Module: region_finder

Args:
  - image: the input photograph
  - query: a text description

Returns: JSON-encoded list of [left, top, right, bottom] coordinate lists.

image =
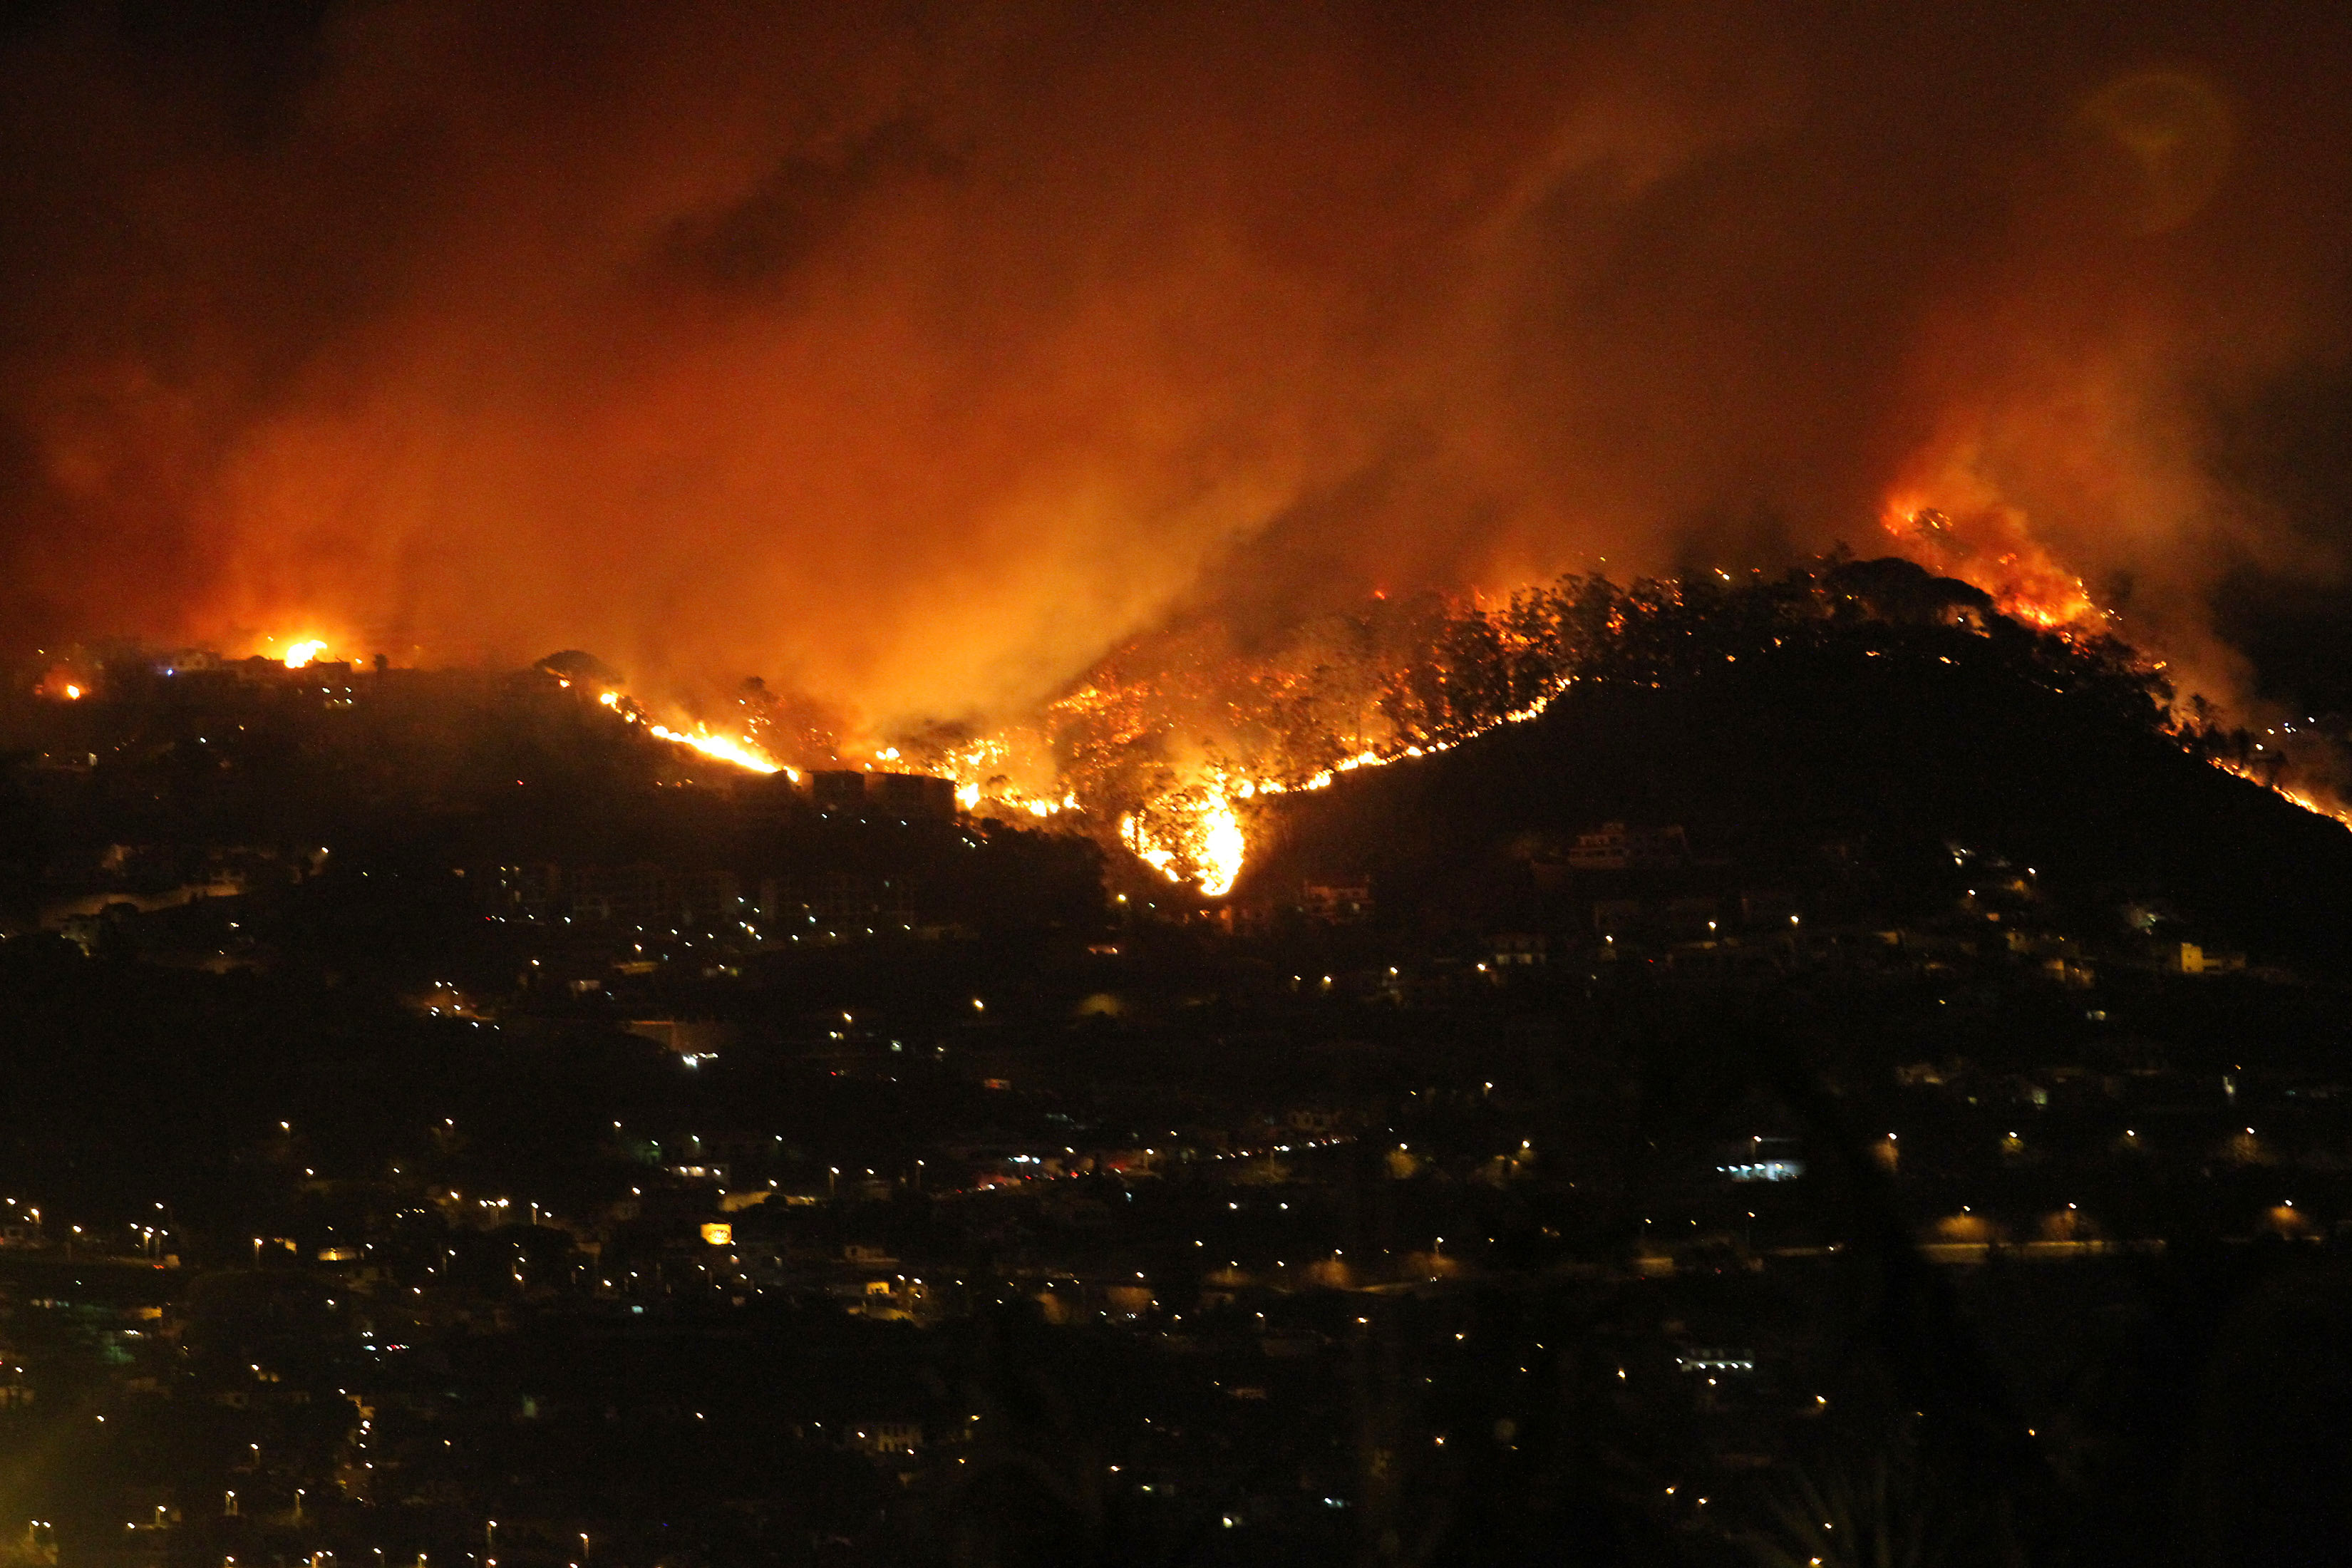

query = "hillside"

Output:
[[1234, 615, 2352, 969]]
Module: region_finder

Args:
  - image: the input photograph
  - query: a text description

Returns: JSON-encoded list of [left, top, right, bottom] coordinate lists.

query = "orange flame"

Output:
[[2209, 757, 2352, 832], [1878, 494, 2099, 632], [1112, 679, 1572, 895], [646, 721, 790, 776], [594, 687, 795, 778]]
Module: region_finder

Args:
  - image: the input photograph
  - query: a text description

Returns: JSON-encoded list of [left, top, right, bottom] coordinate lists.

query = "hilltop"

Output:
[[1232, 572, 2352, 971]]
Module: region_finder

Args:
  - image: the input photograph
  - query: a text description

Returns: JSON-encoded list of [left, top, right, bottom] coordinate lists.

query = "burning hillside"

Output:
[[76, 540, 2336, 908], [4, 7, 2349, 919], [979, 552, 2349, 894], [1, 4, 2351, 765], [10, 550, 2346, 954], [532, 552, 2348, 900], [1219, 605, 2352, 971]]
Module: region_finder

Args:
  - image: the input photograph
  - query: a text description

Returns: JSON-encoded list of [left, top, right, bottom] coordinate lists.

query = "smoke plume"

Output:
[[2, 1, 2348, 727]]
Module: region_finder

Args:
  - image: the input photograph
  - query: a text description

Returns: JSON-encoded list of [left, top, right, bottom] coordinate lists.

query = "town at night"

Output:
[[4, 5, 2352, 1566]]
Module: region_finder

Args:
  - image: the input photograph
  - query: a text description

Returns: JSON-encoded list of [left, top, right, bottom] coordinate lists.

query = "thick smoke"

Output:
[[1, 1, 2348, 728]]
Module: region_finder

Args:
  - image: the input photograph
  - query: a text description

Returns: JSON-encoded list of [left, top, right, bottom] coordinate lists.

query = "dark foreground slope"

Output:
[[1238, 622, 2352, 969]]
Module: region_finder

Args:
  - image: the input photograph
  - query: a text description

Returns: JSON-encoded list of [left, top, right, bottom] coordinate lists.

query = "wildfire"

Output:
[[646, 722, 789, 776], [1869, 493, 2352, 832], [555, 545, 2351, 903], [2209, 757, 2352, 832], [225, 550, 2352, 914], [1111, 683, 1574, 897], [1879, 492, 2100, 636], [595, 688, 795, 778], [934, 733, 1077, 822], [1121, 776, 1248, 897], [1198, 795, 1245, 897]]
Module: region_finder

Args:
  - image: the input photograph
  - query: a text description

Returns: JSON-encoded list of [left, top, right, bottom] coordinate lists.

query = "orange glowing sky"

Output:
[[2, 2, 2350, 728]]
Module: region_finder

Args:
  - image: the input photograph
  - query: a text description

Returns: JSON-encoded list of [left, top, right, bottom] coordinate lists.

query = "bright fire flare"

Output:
[[593, 687, 796, 778], [1197, 795, 1245, 897], [282, 639, 329, 669], [1122, 787, 1249, 897], [1118, 683, 1573, 895], [647, 722, 790, 777]]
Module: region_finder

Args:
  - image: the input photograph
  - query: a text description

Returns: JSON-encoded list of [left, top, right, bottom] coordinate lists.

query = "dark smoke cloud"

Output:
[[2, 0, 2349, 726]]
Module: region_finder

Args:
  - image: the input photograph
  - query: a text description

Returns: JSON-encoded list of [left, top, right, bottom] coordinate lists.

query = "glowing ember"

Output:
[[282, 639, 329, 669]]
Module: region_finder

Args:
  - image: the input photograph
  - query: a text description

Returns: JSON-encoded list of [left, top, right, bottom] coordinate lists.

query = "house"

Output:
[[1491, 932, 1548, 967], [1299, 882, 1373, 923], [1566, 823, 1689, 871], [850, 1420, 924, 1455]]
